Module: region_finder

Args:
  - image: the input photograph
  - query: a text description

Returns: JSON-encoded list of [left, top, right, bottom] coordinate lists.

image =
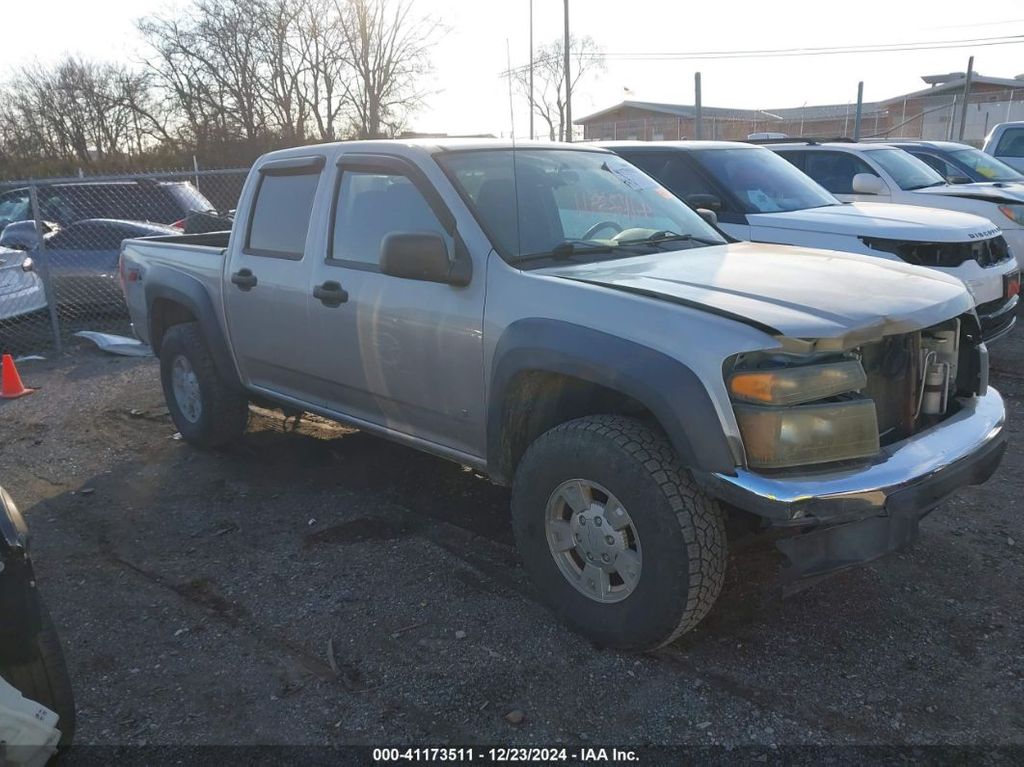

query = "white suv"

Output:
[[608, 141, 1019, 342], [768, 141, 1024, 270]]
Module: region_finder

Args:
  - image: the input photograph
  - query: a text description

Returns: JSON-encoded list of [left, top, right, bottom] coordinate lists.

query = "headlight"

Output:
[[735, 400, 880, 469], [729, 360, 867, 406], [998, 204, 1024, 226], [21, 257, 34, 272], [727, 356, 879, 469]]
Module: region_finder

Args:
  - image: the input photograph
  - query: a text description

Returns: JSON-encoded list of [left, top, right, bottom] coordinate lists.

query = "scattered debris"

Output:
[[504, 709, 525, 726], [173, 628, 188, 638], [697, 721, 712, 729], [455, 630, 467, 640], [74, 331, 153, 357], [389, 621, 427, 639], [308, 518, 317, 526], [1009, 537, 1016, 546], [80, 488, 95, 496], [13, 355, 45, 363], [327, 637, 339, 676]]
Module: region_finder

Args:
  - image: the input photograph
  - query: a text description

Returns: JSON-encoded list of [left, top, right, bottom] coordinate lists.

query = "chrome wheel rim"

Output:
[[171, 354, 202, 424], [545, 479, 642, 604]]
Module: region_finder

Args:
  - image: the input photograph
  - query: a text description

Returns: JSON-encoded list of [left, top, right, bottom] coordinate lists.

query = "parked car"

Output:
[[983, 121, 1024, 173], [120, 139, 1005, 650], [880, 139, 1024, 185], [0, 179, 215, 232], [1, 219, 178, 311], [767, 140, 1024, 270], [0, 246, 45, 323], [0, 486, 75, 750], [605, 141, 1018, 342]]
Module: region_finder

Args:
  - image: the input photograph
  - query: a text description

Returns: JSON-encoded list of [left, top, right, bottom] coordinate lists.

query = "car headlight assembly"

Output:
[[728, 358, 880, 469], [998, 204, 1024, 226]]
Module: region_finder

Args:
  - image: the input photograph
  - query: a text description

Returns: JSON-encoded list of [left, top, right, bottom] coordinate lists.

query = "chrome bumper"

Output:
[[704, 388, 1007, 525]]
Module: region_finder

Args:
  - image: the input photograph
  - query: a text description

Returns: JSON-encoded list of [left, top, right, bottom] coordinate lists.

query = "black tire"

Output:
[[511, 415, 727, 651], [160, 322, 248, 448], [0, 602, 76, 747]]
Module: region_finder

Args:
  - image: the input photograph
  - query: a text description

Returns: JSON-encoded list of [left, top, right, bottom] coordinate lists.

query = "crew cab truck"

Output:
[[120, 140, 1007, 650]]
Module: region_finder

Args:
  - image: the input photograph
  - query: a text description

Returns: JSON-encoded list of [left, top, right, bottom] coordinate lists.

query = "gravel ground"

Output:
[[0, 327, 1022, 750]]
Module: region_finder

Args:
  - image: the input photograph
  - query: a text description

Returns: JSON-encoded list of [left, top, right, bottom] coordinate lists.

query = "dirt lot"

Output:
[[1, 327, 1022, 750]]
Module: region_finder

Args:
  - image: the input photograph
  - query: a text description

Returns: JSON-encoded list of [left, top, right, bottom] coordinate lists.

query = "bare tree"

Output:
[[0, 57, 163, 170], [335, 0, 442, 139], [515, 36, 604, 141]]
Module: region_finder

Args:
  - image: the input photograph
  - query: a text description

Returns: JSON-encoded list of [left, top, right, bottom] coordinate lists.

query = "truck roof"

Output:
[[257, 138, 612, 164]]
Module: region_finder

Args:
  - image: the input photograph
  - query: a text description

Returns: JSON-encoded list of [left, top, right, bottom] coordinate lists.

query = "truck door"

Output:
[[305, 154, 486, 458], [223, 155, 325, 403]]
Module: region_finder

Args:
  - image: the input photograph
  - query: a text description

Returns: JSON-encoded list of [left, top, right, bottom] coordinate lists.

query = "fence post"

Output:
[[28, 185, 62, 353], [853, 82, 864, 142], [694, 72, 703, 140]]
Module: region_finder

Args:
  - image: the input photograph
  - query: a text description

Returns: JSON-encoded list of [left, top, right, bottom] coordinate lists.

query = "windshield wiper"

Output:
[[616, 230, 723, 248], [905, 180, 947, 190], [512, 240, 615, 264]]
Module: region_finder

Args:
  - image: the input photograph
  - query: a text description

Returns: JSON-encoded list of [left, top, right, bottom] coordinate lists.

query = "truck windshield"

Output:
[[948, 147, 1024, 182], [437, 149, 726, 264], [867, 148, 946, 190], [692, 147, 840, 213]]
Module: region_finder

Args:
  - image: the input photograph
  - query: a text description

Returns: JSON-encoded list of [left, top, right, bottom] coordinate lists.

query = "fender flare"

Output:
[[144, 266, 241, 388], [487, 319, 737, 482]]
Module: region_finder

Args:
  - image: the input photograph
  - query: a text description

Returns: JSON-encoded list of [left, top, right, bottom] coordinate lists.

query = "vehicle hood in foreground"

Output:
[[537, 241, 973, 342], [747, 202, 1001, 243], [913, 181, 1024, 205]]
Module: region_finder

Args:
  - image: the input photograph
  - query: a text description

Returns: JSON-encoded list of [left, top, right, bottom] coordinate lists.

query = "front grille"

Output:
[[859, 315, 985, 444], [861, 235, 1012, 268]]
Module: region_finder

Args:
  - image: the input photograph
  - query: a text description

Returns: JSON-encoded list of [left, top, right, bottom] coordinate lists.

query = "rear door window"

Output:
[[995, 128, 1024, 158], [246, 168, 322, 258]]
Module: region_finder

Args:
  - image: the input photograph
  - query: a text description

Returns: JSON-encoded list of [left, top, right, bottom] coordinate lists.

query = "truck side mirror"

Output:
[[685, 193, 722, 211], [851, 173, 887, 195], [380, 232, 457, 284]]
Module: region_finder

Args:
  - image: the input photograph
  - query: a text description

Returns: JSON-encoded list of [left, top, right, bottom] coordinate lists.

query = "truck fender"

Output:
[[144, 266, 241, 389], [487, 319, 737, 483]]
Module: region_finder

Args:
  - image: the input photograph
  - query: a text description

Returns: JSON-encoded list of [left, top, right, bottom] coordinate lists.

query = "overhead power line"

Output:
[[500, 33, 1024, 76]]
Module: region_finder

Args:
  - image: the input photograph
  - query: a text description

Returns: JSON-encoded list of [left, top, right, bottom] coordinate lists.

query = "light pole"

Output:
[[563, 0, 572, 142], [529, 0, 534, 140]]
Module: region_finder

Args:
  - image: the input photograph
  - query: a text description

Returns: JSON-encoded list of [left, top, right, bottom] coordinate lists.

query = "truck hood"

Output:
[[537, 241, 972, 342], [747, 202, 1000, 243], [913, 181, 1024, 205]]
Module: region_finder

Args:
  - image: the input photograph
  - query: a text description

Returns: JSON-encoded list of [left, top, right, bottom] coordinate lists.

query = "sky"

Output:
[[2, 0, 1023, 138]]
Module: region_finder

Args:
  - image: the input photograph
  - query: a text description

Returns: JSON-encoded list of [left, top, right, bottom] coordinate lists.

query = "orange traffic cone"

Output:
[[1, 354, 35, 399]]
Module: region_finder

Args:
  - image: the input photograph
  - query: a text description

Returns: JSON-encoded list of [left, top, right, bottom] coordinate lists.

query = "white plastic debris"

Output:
[[73, 331, 152, 357], [0, 676, 61, 767]]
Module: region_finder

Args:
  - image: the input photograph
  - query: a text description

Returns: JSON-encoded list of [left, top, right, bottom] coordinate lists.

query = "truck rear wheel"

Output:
[[160, 322, 248, 448], [0, 601, 76, 747], [511, 415, 727, 650]]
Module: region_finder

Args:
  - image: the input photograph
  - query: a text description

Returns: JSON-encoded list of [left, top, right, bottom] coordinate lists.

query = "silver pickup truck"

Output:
[[120, 140, 1007, 650]]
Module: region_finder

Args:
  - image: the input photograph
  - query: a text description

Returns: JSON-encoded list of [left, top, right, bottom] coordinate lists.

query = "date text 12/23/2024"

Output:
[[373, 747, 640, 762]]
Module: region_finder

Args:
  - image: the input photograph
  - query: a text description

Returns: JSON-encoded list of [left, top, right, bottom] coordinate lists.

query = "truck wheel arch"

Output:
[[487, 320, 737, 485], [144, 267, 241, 390]]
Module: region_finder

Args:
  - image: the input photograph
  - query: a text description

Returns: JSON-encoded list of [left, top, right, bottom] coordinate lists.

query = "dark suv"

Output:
[[0, 179, 214, 231]]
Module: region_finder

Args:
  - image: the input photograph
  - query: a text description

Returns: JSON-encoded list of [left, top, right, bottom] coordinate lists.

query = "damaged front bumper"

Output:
[[704, 388, 1007, 579]]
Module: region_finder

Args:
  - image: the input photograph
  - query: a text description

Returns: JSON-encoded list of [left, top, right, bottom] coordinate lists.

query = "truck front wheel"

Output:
[[159, 322, 248, 448], [511, 415, 727, 650]]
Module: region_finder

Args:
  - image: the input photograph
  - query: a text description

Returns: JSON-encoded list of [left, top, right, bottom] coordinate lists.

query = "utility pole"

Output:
[[957, 55, 974, 142], [694, 72, 703, 139], [563, 0, 572, 142], [853, 81, 864, 141], [529, 0, 534, 140]]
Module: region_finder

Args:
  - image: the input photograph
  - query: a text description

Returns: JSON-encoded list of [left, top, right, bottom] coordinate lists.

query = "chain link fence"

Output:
[[0, 168, 249, 355], [581, 87, 1024, 146]]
